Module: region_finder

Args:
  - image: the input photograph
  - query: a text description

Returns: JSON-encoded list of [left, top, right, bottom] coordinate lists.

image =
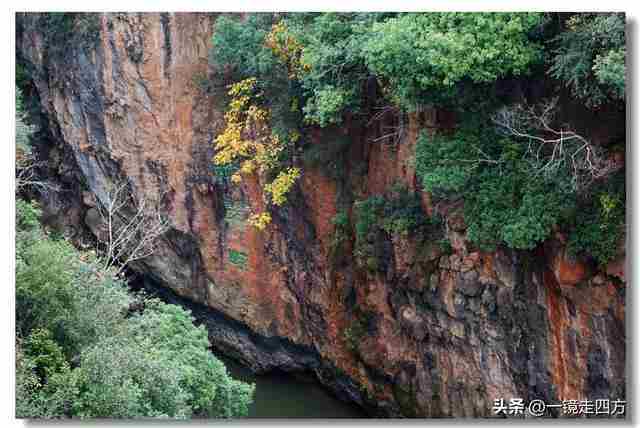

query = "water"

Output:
[[127, 275, 365, 418], [215, 352, 367, 418]]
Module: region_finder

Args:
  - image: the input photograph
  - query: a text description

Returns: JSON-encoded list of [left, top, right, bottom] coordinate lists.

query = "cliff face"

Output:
[[17, 13, 626, 417]]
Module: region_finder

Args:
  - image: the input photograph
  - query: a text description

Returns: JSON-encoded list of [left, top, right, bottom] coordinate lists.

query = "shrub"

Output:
[[53, 302, 254, 418], [16, 346, 44, 418], [328, 209, 352, 266], [567, 174, 625, 265], [228, 249, 248, 269], [15, 231, 77, 340], [22, 329, 69, 384], [353, 187, 433, 271], [593, 48, 626, 100], [548, 13, 625, 107], [15, 199, 255, 419], [211, 14, 279, 85], [302, 134, 351, 181], [416, 126, 576, 251], [39, 13, 101, 51], [211, 13, 544, 128], [286, 13, 382, 126], [16, 199, 41, 231], [361, 13, 544, 110], [415, 119, 625, 257]]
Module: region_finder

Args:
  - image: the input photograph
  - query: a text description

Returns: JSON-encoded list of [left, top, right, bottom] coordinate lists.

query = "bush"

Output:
[[51, 302, 254, 418], [416, 126, 576, 251], [415, 119, 625, 258], [211, 13, 544, 128], [15, 345, 52, 419], [15, 229, 77, 340], [286, 13, 382, 126], [211, 14, 279, 84], [568, 175, 625, 265], [16, 199, 41, 231], [228, 249, 248, 269], [549, 13, 625, 107], [352, 187, 433, 271], [593, 48, 626, 100], [15, 199, 255, 419], [22, 329, 69, 384], [302, 134, 351, 180], [39, 13, 101, 51], [361, 13, 544, 110]]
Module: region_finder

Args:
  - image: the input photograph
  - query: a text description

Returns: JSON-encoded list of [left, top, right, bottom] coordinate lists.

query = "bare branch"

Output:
[[368, 105, 407, 146], [94, 180, 170, 275], [492, 98, 618, 192], [15, 151, 60, 192]]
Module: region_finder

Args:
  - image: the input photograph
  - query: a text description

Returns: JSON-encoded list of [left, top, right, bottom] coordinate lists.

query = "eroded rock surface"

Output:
[[17, 12, 625, 417]]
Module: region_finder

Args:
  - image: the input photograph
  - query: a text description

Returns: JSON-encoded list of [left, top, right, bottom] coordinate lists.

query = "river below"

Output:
[[213, 352, 366, 418], [128, 275, 365, 418]]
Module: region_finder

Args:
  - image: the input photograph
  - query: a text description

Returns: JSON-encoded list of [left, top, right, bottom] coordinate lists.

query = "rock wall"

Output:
[[17, 12, 626, 417]]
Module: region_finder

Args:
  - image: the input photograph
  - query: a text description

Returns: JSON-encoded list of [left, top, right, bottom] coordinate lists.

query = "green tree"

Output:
[[549, 13, 625, 107], [416, 126, 575, 252], [567, 174, 625, 265], [211, 13, 544, 127], [15, 199, 255, 419], [361, 13, 544, 110], [22, 329, 69, 384]]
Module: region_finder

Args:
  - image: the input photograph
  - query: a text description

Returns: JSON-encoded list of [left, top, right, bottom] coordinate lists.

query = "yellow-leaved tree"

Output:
[[213, 77, 300, 230]]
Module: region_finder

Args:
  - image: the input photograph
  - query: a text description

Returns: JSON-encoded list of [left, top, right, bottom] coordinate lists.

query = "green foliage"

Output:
[[302, 134, 351, 180], [16, 346, 45, 418], [211, 14, 304, 186], [16, 87, 35, 155], [332, 210, 350, 232], [343, 310, 372, 355], [15, 200, 255, 419], [379, 186, 427, 236], [549, 13, 625, 107], [287, 13, 384, 126], [416, 126, 576, 251], [415, 121, 625, 258], [211, 162, 240, 184], [211, 14, 279, 84], [211, 14, 301, 123], [464, 168, 571, 251], [15, 227, 77, 340], [328, 209, 351, 265], [40, 13, 101, 51], [354, 195, 385, 243], [52, 302, 254, 418], [353, 186, 431, 271], [593, 48, 626, 100], [211, 13, 543, 128], [303, 86, 352, 127], [16, 63, 31, 94], [568, 175, 625, 265], [361, 13, 544, 110], [22, 329, 69, 384], [16, 199, 41, 231], [228, 249, 248, 269]]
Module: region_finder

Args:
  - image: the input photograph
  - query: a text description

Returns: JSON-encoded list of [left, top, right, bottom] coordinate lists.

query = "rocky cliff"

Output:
[[17, 12, 626, 417]]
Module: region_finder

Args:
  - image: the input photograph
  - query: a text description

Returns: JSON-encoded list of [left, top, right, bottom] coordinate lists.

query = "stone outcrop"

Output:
[[17, 12, 626, 417]]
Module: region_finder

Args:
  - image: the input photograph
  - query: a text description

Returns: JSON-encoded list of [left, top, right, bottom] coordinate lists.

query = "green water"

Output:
[[216, 353, 367, 418]]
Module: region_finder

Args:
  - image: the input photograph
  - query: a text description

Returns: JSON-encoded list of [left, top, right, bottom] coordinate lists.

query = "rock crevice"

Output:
[[16, 12, 625, 417]]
